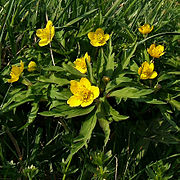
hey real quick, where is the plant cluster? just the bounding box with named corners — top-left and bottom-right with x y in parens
top-left (0, 0), bottom-right (180, 179)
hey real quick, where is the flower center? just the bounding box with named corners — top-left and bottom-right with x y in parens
top-left (96, 33), bottom-right (103, 42)
top-left (82, 89), bottom-right (93, 102)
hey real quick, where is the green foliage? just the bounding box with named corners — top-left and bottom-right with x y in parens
top-left (0, 0), bottom-right (180, 179)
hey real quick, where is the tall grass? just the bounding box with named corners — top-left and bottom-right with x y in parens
top-left (0, 0), bottom-right (180, 179)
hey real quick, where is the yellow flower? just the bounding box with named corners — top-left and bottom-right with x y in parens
top-left (138, 24), bottom-right (153, 35)
top-left (88, 28), bottom-right (109, 47)
top-left (36, 20), bottom-right (55, 47)
top-left (28, 61), bottom-right (37, 72)
top-left (8, 60), bottom-right (24, 83)
top-left (138, 61), bottom-right (157, 80)
top-left (73, 52), bottom-right (91, 74)
top-left (147, 44), bottom-right (165, 58)
top-left (67, 78), bottom-right (100, 107)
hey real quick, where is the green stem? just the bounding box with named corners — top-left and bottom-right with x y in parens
top-left (49, 42), bottom-right (55, 66)
top-left (0, 83), bottom-right (12, 110)
top-left (138, 32), bottom-right (180, 45)
top-left (62, 156), bottom-right (72, 180)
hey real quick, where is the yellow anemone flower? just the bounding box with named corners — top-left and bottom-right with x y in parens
top-left (67, 78), bottom-right (100, 107)
top-left (138, 24), bottom-right (153, 35)
top-left (36, 20), bottom-right (55, 47)
top-left (8, 60), bottom-right (24, 83)
top-left (28, 61), bottom-right (37, 72)
top-left (138, 61), bottom-right (157, 80)
top-left (88, 28), bottom-right (109, 47)
top-left (147, 44), bottom-right (165, 58)
top-left (73, 52), bottom-right (91, 74)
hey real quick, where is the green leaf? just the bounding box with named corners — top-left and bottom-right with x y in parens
top-left (65, 110), bottom-right (97, 163)
top-left (169, 99), bottom-right (180, 111)
top-left (110, 87), bottom-right (154, 99)
top-left (39, 104), bottom-right (95, 119)
top-left (62, 62), bottom-right (86, 77)
top-left (97, 48), bottom-right (105, 80)
top-left (63, 9), bottom-right (98, 28)
top-left (50, 86), bottom-right (71, 101)
top-left (30, 128), bottom-right (42, 162)
top-left (98, 118), bottom-right (110, 147)
top-left (167, 71), bottom-right (180, 75)
top-left (121, 43), bottom-right (137, 70)
top-left (38, 74), bottom-right (69, 86)
top-left (42, 66), bottom-right (65, 72)
top-left (159, 105), bottom-right (180, 132)
top-left (105, 37), bottom-right (114, 78)
top-left (143, 98), bottom-right (166, 105)
top-left (19, 102), bottom-right (39, 130)
top-left (103, 100), bottom-right (129, 121)
top-left (106, 75), bottom-right (132, 93)
top-left (104, 0), bottom-right (123, 18)
top-left (97, 102), bottom-right (111, 146)
top-left (85, 57), bottom-right (96, 84)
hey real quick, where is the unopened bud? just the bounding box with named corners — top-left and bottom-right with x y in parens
top-left (102, 76), bottom-right (110, 83)
top-left (154, 84), bottom-right (162, 90)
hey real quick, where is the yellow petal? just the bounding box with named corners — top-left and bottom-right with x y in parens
top-left (149, 44), bottom-right (156, 51)
top-left (141, 61), bottom-right (149, 70)
top-left (39, 39), bottom-right (49, 46)
top-left (95, 28), bottom-right (104, 35)
top-left (67, 95), bottom-right (83, 107)
top-left (149, 71), bottom-right (158, 79)
top-left (90, 86), bottom-right (100, 99)
top-left (46, 20), bottom-right (53, 29)
top-left (157, 45), bottom-right (164, 52)
top-left (88, 32), bottom-right (95, 40)
top-left (70, 80), bottom-right (81, 95)
top-left (150, 26), bottom-right (154, 32)
top-left (81, 99), bottom-right (94, 107)
top-left (28, 61), bottom-right (37, 72)
top-left (84, 52), bottom-right (91, 62)
top-left (140, 73), bottom-right (148, 80)
top-left (36, 29), bottom-right (46, 38)
top-left (50, 26), bottom-right (55, 40)
top-left (104, 34), bottom-right (110, 41)
top-left (138, 27), bottom-right (144, 34)
top-left (74, 65), bottom-right (87, 74)
top-left (159, 52), bottom-right (165, 57)
top-left (10, 66), bottom-right (21, 76)
top-left (80, 78), bottom-right (91, 89)
top-left (20, 61), bottom-right (24, 73)
top-left (138, 67), bottom-right (142, 75)
top-left (90, 40), bottom-right (100, 47)
top-left (8, 77), bottom-right (19, 83)
top-left (149, 63), bottom-right (154, 72)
